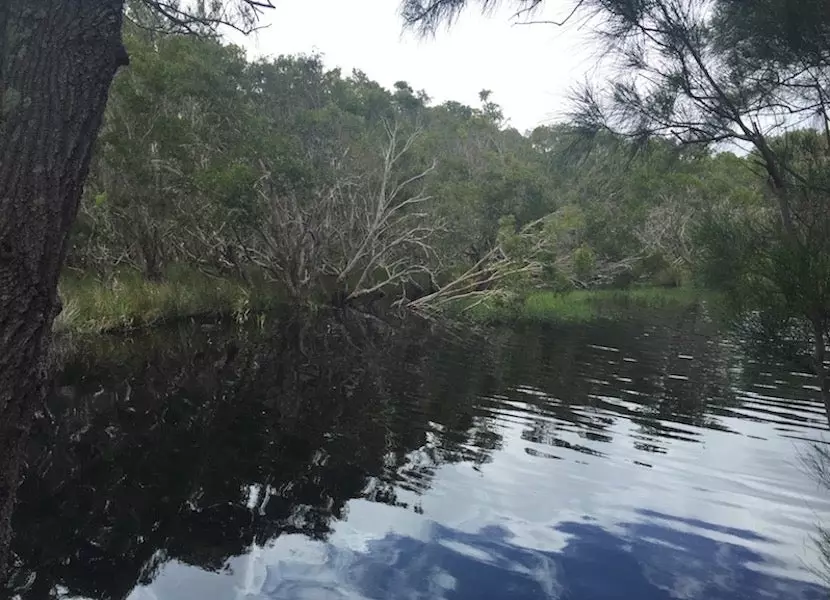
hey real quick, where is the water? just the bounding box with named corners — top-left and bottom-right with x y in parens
top-left (9, 305), bottom-right (830, 599)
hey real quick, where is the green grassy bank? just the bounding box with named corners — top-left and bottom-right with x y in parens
top-left (56, 268), bottom-right (284, 334)
top-left (55, 266), bottom-right (711, 335)
top-left (466, 287), bottom-right (711, 324)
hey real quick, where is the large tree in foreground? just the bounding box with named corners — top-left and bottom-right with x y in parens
top-left (0, 0), bottom-right (273, 581)
top-left (402, 0), bottom-right (830, 420)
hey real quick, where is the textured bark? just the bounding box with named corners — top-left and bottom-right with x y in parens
top-left (0, 0), bottom-right (127, 582)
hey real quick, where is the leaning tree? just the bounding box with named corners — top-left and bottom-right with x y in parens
top-left (0, 0), bottom-right (274, 581)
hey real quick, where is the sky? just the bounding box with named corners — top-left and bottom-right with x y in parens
top-left (227, 0), bottom-right (601, 133)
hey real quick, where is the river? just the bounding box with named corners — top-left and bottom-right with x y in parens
top-left (7, 303), bottom-right (830, 599)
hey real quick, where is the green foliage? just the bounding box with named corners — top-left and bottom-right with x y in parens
top-left (56, 266), bottom-right (283, 334)
top-left (694, 130), bottom-right (830, 357)
top-left (467, 287), bottom-right (708, 324)
top-left (573, 246), bottom-right (596, 280)
top-left (397, 0), bottom-right (830, 423)
top-left (63, 24), bottom-right (784, 323)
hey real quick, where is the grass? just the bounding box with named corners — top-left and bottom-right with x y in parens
top-left (56, 266), bottom-right (285, 334)
top-left (467, 286), bottom-right (711, 324)
top-left (53, 264), bottom-right (712, 334)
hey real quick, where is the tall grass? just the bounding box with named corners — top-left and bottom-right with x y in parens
top-left (54, 265), bottom-right (710, 334)
top-left (55, 266), bottom-right (284, 334)
top-left (468, 286), bottom-right (709, 324)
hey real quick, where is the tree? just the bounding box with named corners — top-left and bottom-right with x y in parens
top-left (72, 25), bottom-right (254, 280)
top-left (563, 0), bottom-right (830, 419)
top-left (400, 0), bottom-right (830, 420)
top-left (0, 0), bottom-right (273, 581)
top-left (248, 121), bottom-right (440, 306)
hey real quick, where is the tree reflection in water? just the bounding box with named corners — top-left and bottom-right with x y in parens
top-left (10, 313), bottom-right (505, 599)
top-left (4, 304), bottom-right (824, 599)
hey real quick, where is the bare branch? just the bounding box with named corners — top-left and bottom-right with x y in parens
top-left (135, 0), bottom-right (275, 35)
top-left (400, 0), bottom-right (544, 34)
top-left (513, 0), bottom-right (583, 27)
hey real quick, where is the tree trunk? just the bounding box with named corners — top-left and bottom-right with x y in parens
top-left (0, 0), bottom-right (127, 582)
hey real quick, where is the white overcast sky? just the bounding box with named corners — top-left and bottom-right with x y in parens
top-left (227, 1), bottom-right (600, 133)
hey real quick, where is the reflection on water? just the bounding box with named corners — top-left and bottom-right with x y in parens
top-left (7, 304), bottom-right (830, 599)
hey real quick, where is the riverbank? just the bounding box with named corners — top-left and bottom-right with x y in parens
top-left (466, 287), bottom-right (710, 324)
top-left (56, 268), bottom-right (711, 335)
top-left (56, 268), bottom-right (284, 334)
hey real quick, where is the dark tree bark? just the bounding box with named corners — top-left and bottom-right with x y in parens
top-left (0, 0), bottom-right (127, 582)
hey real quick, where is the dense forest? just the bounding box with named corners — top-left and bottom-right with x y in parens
top-left (63, 15), bottom-right (829, 366)
top-left (55, 7), bottom-right (830, 417)
top-left (52, 0), bottom-right (830, 431)
top-left (66, 24), bottom-right (765, 313)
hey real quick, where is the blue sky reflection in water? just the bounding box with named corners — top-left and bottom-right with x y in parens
top-left (131, 430), bottom-right (829, 600)
top-left (12, 308), bottom-right (830, 600)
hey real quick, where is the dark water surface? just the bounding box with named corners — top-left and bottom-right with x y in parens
top-left (9, 305), bottom-right (830, 599)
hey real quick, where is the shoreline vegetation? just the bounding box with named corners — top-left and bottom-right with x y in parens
top-left (55, 266), bottom-right (708, 335)
top-left (47, 14), bottom-right (828, 414)
top-left (52, 27), bottom-right (758, 340)
top-left (55, 268), bottom-right (283, 335)
top-left (466, 286), bottom-right (710, 324)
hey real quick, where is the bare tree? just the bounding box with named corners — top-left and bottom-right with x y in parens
top-left (248, 119), bottom-right (565, 315)
top-left (408, 214), bottom-right (566, 314)
top-left (248, 121), bottom-right (440, 307)
top-left (0, 0), bottom-right (273, 581)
